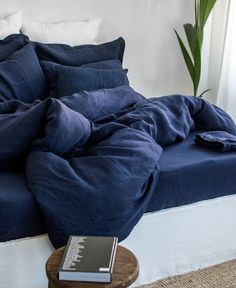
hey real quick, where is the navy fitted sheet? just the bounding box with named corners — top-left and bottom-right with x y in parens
top-left (147, 131), bottom-right (236, 212)
top-left (0, 167), bottom-right (46, 242)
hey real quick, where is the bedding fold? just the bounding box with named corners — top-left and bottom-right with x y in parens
top-left (195, 131), bottom-right (236, 151)
top-left (0, 86), bottom-right (236, 248)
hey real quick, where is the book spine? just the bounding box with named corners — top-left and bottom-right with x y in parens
top-left (57, 236), bottom-right (72, 277)
top-left (110, 239), bottom-right (118, 279)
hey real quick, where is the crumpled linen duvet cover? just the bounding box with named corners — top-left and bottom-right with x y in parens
top-left (1, 85), bottom-right (236, 248)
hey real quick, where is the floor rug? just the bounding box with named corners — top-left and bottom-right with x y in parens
top-left (138, 259), bottom-right (236, 288)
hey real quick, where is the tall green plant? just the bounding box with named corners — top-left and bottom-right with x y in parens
top-left (174, 0), bottom-right (217, 96)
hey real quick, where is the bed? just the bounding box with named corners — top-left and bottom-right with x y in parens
top-left (1, 1), bottom-right (236, 287)
top-left (1, 131), bottom-right (236, 288)
top-left (1, 131), bottom-right (236, 243)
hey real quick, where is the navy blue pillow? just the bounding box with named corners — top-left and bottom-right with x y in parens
top-left (57, 66), bottom-right (129, 98)
top-left (41, 59), bottom-right (127, 98)
top-left (80, 59), bottom-right (124, 69)
top-left (41, 59), bottom-right (124, 80)
top-left (34, 37), bottom-right (125, 66)
top-left (0, 34), bottom-right (29, 62)
top-left (0, 43), bottom-right (48, 103)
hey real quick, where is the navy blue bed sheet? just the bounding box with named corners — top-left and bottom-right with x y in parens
top-left (0, 167), bottom-right (46, 242)
top-left (147, 130), bottom-right (236, 212)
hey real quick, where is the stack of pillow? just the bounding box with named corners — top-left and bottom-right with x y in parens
top-left (0, 35), bottom-right (48, 103)
top-left (0, 11), bottom-right (129, 103)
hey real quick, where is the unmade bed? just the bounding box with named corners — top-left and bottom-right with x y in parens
top-left (1, 3), bottom-right (236, 286)
top-left (1, 131), bottom-right (236, 243)
top-left (1, 131), bottom-right (236, 287)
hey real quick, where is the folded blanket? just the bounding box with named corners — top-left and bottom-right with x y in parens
top-left (195, 131), bottom-right (236, 152)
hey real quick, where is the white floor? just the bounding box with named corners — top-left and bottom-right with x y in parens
top-left (1, 194), bottom-right (236, 288)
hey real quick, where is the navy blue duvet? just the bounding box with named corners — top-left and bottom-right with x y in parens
top-left (1, 85), bottom-right (236, 248)
top-left (0, 167), bottom-right (46, 240)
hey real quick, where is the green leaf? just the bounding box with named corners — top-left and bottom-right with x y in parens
top-left (195, 0), bottom-right (198, 26)
top-left (199, 0), bottom-right (208, 28)
top-left (175, 0), bottom-right (217, 96)
top-left (197, 25), bottom-right (204, 47)
top-left (204, 0), bottom-right (217, 26)
top-left (193, 35), bottom-right (201, 95)
top-left (200, 0), bottom-right (217, 28)
top-left (174, 29), bottom-right (195, 86)
top-left (184, 23), bottom-right (196, 58)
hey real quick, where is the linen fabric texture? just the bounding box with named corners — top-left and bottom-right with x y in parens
top-left (1, 33), bottom-right (236, 250)
top-left (57, 67), bottom-right (129, 98)
top-left (0, 43), bottom-right (48, 102)
top-left (1, 85), bottom-right (236, 248)
top-left (41, 60), bottom-right (128, 98)
top-left (0, 34), bottom-right (28, 62)
top-left (195, 131), bottom-right (236, 151)
top-left (34, 37), bottom-right (125, 66)
top-left (0, 34), bottom-right (126, 102)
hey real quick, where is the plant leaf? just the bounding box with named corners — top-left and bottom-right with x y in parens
top-left (184, 23), bottom-right (196, 58)
top-left (204, 0), bottom-right (217, 26)
top-left (193, 35), bottom-right (201, 95)
top-left (174, 29), bottom-right (195, 86)
top-left (200, 0), bottom-right (217, 28)
top-left (199, 0), bottom-right (208, 29)
top-left (197, 25), bottom-right (204, 48)
top-left (195, 0), bottom-right (198, 27)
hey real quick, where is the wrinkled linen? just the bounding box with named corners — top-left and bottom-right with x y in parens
top-left (1, 86), bottom-right (236, 248)
top-left (0, 167), bottom-right (46, 241)
top-left (147, 130), bottom-right (236, 213)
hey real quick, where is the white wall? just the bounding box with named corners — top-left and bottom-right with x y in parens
top-left (0, 0), bottom-right (196, 97)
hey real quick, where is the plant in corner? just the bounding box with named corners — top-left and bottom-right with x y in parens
top-left (174, 0), bottom-right (217, 97)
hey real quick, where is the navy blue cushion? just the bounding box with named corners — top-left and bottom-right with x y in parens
top-left (41, 58), bottom-right (124, 73)
top-left (57, 66), bottom-right (129, 98)
top-left (0, 34), bottom-right (29, 62)
top-left (0, 43), bottom-right (48, 103)
top-left (41, 59), bottom-right (128, 98)
top-left (80, 59), bottom-right (124, 69)
top-left (34, 37), bottom-right (125, 66)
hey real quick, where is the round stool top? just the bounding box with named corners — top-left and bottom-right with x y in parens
top-left (46, 245), bottom-right (139, 288)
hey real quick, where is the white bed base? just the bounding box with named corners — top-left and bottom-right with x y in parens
top-left (1, 194), bottom-right (236, 288)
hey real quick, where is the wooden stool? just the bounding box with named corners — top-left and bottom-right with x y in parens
top-left (46, 245), bottom-right (139, 288)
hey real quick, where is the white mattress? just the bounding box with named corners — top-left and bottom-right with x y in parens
top-left (1, 194), bottom-right (236, 288)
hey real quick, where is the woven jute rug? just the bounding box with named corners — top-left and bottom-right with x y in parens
top-left (138, 259), bottom-right (236, 288)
